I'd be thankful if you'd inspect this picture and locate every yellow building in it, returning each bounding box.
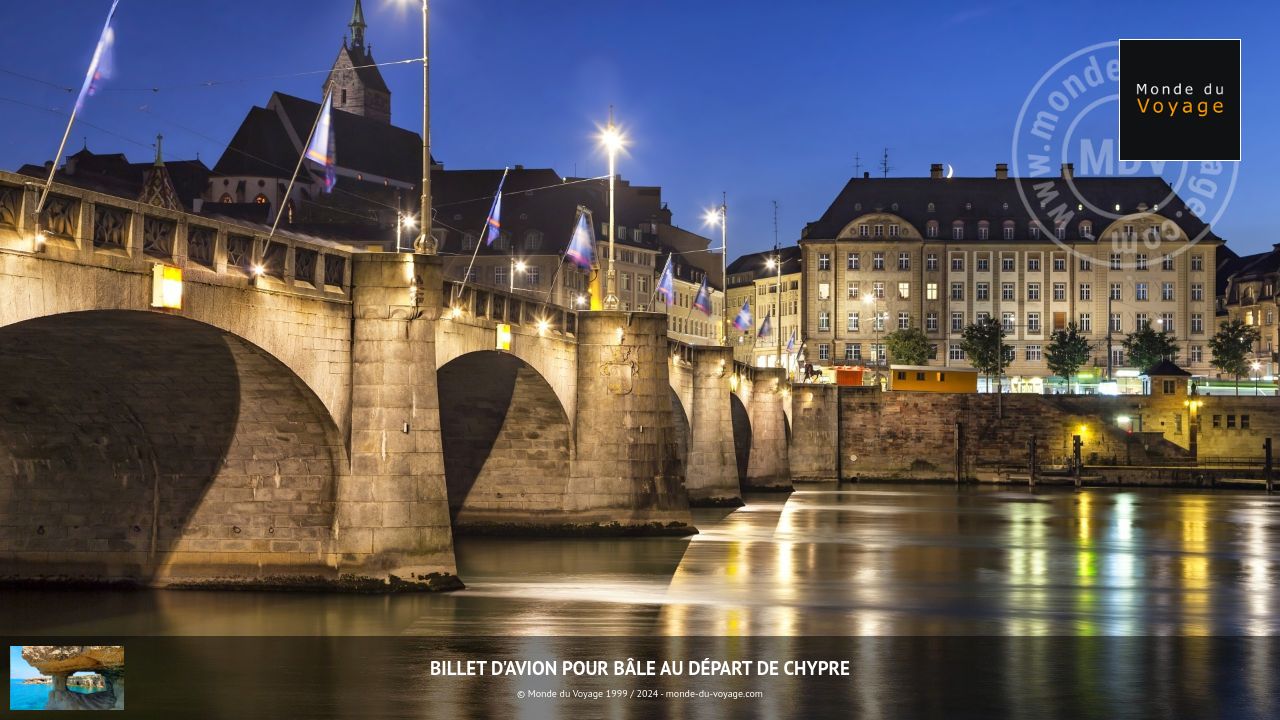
[887,365,978,393]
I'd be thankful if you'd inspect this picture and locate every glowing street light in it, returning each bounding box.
[598,111,627,311]
[704,199,727,343]
[510,259,526,293]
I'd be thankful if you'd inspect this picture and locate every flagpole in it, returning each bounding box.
[456,167,508,305]
[35,0,120,219]
[269,87,333,241]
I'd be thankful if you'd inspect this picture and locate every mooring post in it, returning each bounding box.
[1264,437,1273,493]
[1073,434,1083,489]
[1028,434,1037,489]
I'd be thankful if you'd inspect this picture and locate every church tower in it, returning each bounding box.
[323,0,392,123]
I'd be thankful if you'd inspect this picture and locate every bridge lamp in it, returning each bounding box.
[401,214,418,230]
[150,264,183,309]
[536,318,550,336]
[251,263,266,277]
[33,231,46,249]
[574,294,587,308]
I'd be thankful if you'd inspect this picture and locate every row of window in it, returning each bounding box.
[814,309,1209,336]
[817,279,1206,304]
[669,316,715,338]
[816,251,1206,273]
[813,342,1213,367]
[855,219,1171,242]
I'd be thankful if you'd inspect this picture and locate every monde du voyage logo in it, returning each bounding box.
[1120,39,1241,162]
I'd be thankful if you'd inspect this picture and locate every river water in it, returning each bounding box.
[4,484,1279,718]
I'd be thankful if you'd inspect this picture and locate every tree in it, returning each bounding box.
[1122,324,1179,373]
[884,327,931,366]
[1209,318,1261,395]
[960,318,1012,383]
[1045,322,1093,391]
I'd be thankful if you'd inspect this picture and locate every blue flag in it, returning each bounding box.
[757,310,772,339]
[732,301,752,332]
[692,276,712,315]
[656,256,674,306]
[305,93,336,193]
[484,175,506,245]
[786,329,796,352]
[74,0,120,114]
[566,211,595,269]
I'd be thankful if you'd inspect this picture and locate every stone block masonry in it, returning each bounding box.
[744,367,792,491]
[790,388,1280,484]
[562,312,694,533]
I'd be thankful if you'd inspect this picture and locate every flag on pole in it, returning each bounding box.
[732,301,752,332]
[304,93,336,193]
[74,0,121,113]
[566,210,595,269]
[757,310,772,339]
[786,329,796,353]
[483,174,506,245]
[692,276,712,315]
[656,256,674,306]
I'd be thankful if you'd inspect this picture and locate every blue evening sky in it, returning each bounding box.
[1,1,1276,254]
[9,647,38,679]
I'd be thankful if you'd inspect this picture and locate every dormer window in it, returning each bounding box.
[977,221,990,240]
[926,220,938,238]
[927,202,936,213]
[952,221,964,240]
[1079,220,1093,238]
[1002,220,1015,240]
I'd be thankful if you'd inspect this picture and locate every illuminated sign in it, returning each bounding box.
[495,323,512,351]
[151,264,183,309]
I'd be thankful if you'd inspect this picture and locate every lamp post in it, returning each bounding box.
[705,200,728,344]
[767,255,783,371]
[397,212,417,252]
[1253,360,1262,396]
[511,259,525,293]
[599,112,625,311]
[863,292,883,386]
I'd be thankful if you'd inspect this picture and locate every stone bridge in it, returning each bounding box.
[0,172,790,591]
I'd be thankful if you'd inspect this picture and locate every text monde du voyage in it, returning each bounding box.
[1134,83,1228,118]
[431,659,851,677]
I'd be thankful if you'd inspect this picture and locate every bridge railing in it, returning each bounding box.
[443,279,577,336]
[0,171,354,300]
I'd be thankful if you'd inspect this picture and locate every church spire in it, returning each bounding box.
[349,0,367,49]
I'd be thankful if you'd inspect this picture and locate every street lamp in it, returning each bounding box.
[704,200,728,344]
[511,259,526,293]
[396,212,417,252]
[1252,360,1262,396]
[598,113,626,311]
[766,255,783,371]
[863,292,883,386]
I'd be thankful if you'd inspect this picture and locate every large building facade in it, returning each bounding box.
[798,163,1224,391]
[1219,244,1280,381]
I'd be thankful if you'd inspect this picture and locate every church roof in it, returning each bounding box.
[212,92,419,183]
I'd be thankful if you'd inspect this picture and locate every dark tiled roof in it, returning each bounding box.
[16,148,210,211]
[212,93,420,183]
[726,246,802,287]
[802,175,1220,244]
[432,168,671,258]
[1143,359,1191,377]
[657,249,722,291]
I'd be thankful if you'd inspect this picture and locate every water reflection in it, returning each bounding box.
[3,485,1279,638]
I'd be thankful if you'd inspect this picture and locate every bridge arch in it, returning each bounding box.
[0,252,352,437]
[0,310,346,584]
[436,350,572,530]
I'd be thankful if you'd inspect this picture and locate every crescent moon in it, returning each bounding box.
[945,164,954,179]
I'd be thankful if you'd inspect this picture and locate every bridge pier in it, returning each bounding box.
[745,368,793,491]
[683,346,742,506]
[339,254,461,589]
[563,312,694,534]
